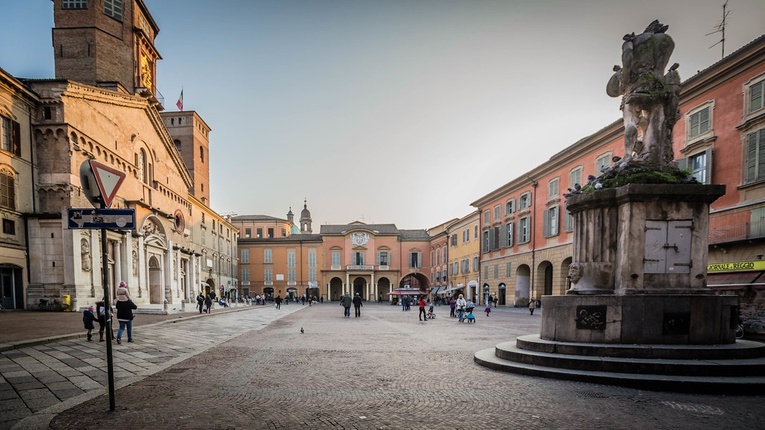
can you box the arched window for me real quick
[138,149,147,183]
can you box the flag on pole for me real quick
[176,89,184,111]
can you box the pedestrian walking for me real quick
[418,296,427,322]
[204,294,213,313]
[115,282,137,344]
[529,298,537,315]
[82,306,97,341]
[352,293,363,317]
[95,300,107,341]
[341,293,352,317]
[456,294,467,322]
[485,304,492,317]
[196,292,205,313]
[449,297,456,318]
[275,295,283,309]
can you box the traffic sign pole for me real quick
[101,218,116,411]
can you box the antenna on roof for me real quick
[706,0,731,59]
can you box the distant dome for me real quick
[291,224,300,234]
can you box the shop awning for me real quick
[430,286,443,295]
[441,285,465,294]
[386,289,425,296]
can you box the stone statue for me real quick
[81,238,91,272]
[607,20,679,168]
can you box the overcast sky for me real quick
[2,0,765,229]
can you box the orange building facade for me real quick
[471,35,765,311]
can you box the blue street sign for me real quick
[68,208,135,230]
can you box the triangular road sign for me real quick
[89,160,126,208]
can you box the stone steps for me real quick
[475,335,765,394]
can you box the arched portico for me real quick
[515,264,531,306]
[329,277,343,301]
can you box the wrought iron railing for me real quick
[709,217,765,244]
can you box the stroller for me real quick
[426,304,436,320]
[464,305,476,323]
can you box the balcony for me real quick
[346,265,375,271]
[709,217,765,245]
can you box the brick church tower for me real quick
[52,0,161,100]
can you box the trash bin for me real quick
[62,294,71,311]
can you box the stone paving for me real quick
[3,302,764,429]
[1,304,303,430]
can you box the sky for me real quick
[2,1,765,230]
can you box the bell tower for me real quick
[300,199,313,233]
[52,0,161,98]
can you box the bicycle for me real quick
[38,298,62,311]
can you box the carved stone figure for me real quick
[81,238,91,272]
[132,250,138,275]
[607,20,678,168]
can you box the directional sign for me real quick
[68,208,135,230]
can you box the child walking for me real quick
[82,306,97,341]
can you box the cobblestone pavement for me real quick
[36,303,765,430]
[1,304,303,430]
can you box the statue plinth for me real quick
[550,183,733,345]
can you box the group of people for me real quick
[82,281,137,344]
[340,293,363,317]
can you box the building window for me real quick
[519,217,530,244]
[483,210,490,224]
[0,171,15,210]
[242,268,250,284]
[570,167,583,190]
[264,268,272,283]
[103,0,122,20]
[2,218,15,235]
[354,252,364,265]
[63,0,87,9]
[264,249,272,264]
[377,251,389,266]
[137,149,147,184]
[288,268,296,283]
[199,146,204,163]
[256,228,262,238]
[287,251,295,268]
[690,151,709,184]
[461,258,469,274]
[436,248,441,266]
[548,178,559,199]
[506,262,512,277]
[505,222,514,247]
[745,128,765,184]
[505,199,515,215]
[482,230,489,253]
[409,251,421,268]
[267,228,274,238]
[281,228,287,237]
[451,234,457,246]
[245,228,251,238]
[494,264,499,278]
[463,229,470,243]
[519,192,531,209]
[241,249,249,264]
[687,104,712,140]
[747,77,764,115]
[564,209,574,233]
[473,256,479,272]
[1,117,20,156]
[596,153,611,173]
[543,206,559,237]
[493,205,501,220]
[474,225,478,239]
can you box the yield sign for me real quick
[89,160,126,208]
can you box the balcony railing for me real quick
[346,265,375,271]
[709,217,765,245]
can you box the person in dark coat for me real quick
[115,283,137,344]
[352,293,363,317]
[82,306,97,341]
[95,300,107,341]
[196,292,205,314]
[341,293,352,318]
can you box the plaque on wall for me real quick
[663,312,690,335]
[575,305,607,330]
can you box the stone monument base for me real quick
[541,294,738,345]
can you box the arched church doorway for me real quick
[329,277,343,301]
[149,255,162,304]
